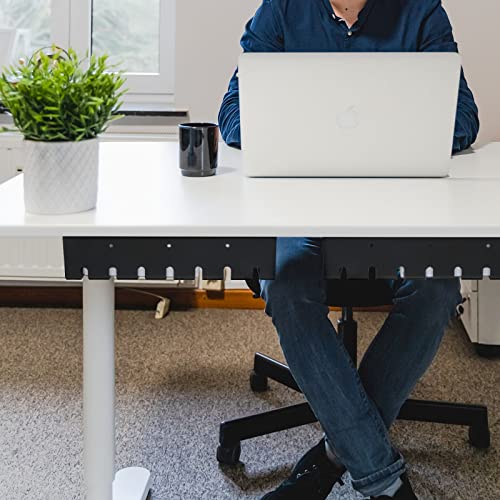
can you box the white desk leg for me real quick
[83,278,151,500]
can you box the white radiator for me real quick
[0,133,24,184]
[0,237,65,279]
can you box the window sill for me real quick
[121,103,188,119]
[0,104,188,119]
[0,103,189,137]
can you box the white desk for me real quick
[0,141,499,500]
[0,142,499,239]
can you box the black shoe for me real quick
[261,439,346,499]
[370,473,418,500]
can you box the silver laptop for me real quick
[238,52,461,177]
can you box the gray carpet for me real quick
[0,307,499,500]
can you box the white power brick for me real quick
[202,279,225,292]
[155,297,171,319]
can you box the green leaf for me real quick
[0,47,127,142]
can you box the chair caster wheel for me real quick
[217,443,241,465]
[469,425,491,449]
[250,370,269,392]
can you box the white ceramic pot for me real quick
[23,138,99,215]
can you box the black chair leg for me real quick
[251,353,300,392]
[338,306,358,364]
[218,402,315,465]
[398,399,490,448]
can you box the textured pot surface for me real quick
[24,138,99,215]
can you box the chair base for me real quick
[217,353,490,465]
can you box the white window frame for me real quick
[51,0,175,102]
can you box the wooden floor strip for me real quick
[0,286,391,312]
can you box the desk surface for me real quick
[0,141,499,238]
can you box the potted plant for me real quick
[0,47,126,214]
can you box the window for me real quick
[92,0,160,74]
[0,0,175,100]
[0,0,51,58]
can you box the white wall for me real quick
[175,0,261,124]
[443,0,500,146]
[176,0,500,145]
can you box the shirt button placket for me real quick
[344,30,353,48]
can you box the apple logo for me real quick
[336,105,360,129]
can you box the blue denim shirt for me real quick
[218,0,479,154]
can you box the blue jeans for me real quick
[259,238,462,497]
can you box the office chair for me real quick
[217,278,491,465]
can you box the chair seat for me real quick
[326,279,394,308]
[246,278,394,308]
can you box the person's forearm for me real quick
[452,73,480,154]
[218,93,241,148]
[219,69,242,149]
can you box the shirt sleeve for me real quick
[419,0,480,154]
[218,0,284,149]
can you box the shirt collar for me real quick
[331,10,346,22]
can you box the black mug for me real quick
[179,123,219,177]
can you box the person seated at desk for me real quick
[218,1,479,499]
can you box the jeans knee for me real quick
[260,279,299,312]
[397,278,461,323]
[260,278,326,319]
[423,279,461,315]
